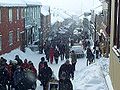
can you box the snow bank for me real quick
[73,63,108,90]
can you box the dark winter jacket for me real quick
[86,48,94,61]
[54,49,60,58]
[58,63,74,80]
[13,68,25,86]
[15,57,23,66]
[59,79,73,90]
[39,62,52,83]
[38,61,45,73]
[0,68,9,85]
[71,52,77,64]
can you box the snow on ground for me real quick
[1,48,113,90]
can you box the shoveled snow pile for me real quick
[73,63,108,90]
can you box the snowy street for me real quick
[1,48,112,90]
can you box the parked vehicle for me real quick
[29,40,39,51]
[70,45,84,58]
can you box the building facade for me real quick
[41,5,51,42]
[0,0,26,55]
[109,0,120,90]
[24,0,41,46]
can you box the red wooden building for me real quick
[0,1,26,55]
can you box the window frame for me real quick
[17,8,19,20]
[9,8,12,22]
[21,8,24,19]
[9,31,13,45]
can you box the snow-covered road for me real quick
[1,48,112,90]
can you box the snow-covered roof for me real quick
[41,5,49,16]
[24,0,41,6]
[51,8,71,25]
[51,16,64,25]
[0,0,26,7]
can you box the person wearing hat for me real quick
[40,62,52,90]
[58,60,74,90]
[14,55,23,66]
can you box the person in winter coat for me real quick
[0,59,9,90]
[13,66,25,90]
[59,43,65,61]
[86,48,94,66]
[40,62,52,90]
[58,60,73,90]
[21,59,29,70]
[49,46,54,64]
[38,57,45,85]
[58,60,74,80]
[44,43,50,62]
[71,50,77,71]
[54,48,60,64]
[94,40,100,59]
[65,45,70,60]
[7,60,18,90]
[28,61,37,76]
[14,55,23,66]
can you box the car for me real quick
[29,40,39,51]
[70,45,85,58]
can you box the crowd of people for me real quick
[43,39,70,64]
[0,35,103,90]
[0,52,76,90]
[0,55,37,90]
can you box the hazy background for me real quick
[40,0,102,15]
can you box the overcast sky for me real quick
[40,0,102,15]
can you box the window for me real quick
[33,7,35,19]
[24,8,26,17]
[9,31,13,45]
[17,28,20,41]
[21,8,24,18]
[9,8,12,21]
[0,8,1,23]
[0,34,2,50]
[17,8,19,20]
